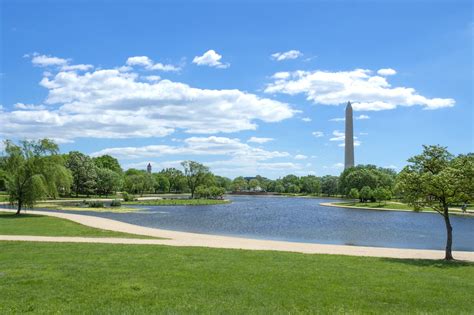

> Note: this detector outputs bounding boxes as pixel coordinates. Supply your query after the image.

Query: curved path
[2,209,474,261]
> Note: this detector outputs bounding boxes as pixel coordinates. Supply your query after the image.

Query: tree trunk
[16,200,22,215]
[443,205,454,260]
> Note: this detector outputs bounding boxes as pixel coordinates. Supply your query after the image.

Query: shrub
[122,192,134,202]
[110,199,121,207]
[348,188,359,201]
[87,201,104,208]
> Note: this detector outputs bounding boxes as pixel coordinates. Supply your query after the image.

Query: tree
[2,139,70,214]
[248,179,260,190]
[397,145,474,260]
[232,176,248,192]
[321,175,339,196]
[348,188,359,201]
[153,174,170,193]
[66,151,97,197]
[160,168,187,193]
[181,161,211,198]
[93,155,123,174]
[300,175,321,195]
[359,186,372,202]
[373,187,391,205]
[215,175,232,191]
[95,168,122,197]
[339,165,396,196]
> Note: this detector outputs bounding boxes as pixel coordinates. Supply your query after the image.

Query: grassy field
[0,212,153,239]
[0,242,472,313]
[124,199,230,206]
[333,201,471,214]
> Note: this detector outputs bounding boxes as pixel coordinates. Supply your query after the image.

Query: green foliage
[2,139,71,214]
[92,155,123,174]
[300,175,321,194]
[214,175,232,191]
[153,174,170,193]
[181,161,212,198]
[232,176,248,191]
[194,185,226,199]
[348,188,359,200]
[339,165,396,196]
[373,187,391,204]
[248,178,260,190]
[121,192,135,202]
[321,175,339,196]
[95,168,122,197]
[87,201,104,208]
[124,172,155,196]
[66,151,97,197]
[159,168,188,193]
[110,199,122,207]
[359,186,373,202]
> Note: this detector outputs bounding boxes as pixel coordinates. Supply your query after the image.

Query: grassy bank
[35,202,140,213]
[0,241,472,313]
[331,201,471,214]
[124,199,230,206]
[0,212,153,239]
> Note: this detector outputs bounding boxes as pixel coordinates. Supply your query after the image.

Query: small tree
[348,188,359,202]
[397,145,473,260]
[359,186,372,203]
[181,161,211,198]
[373,187,391,205]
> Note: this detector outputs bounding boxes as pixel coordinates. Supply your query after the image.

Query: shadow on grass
[0,212,41,219]
[381,257,474,268]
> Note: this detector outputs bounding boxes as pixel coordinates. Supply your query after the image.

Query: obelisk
[344,101,354,169]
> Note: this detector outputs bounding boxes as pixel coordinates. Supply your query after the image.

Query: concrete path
[2,209,473,262]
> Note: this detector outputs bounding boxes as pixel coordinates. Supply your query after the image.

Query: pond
[12,196,474,251]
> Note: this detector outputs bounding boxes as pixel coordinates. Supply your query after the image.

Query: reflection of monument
[344,101,355,169]
[147,163,152,174]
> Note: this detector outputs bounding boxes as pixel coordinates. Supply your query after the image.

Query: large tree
[95,168,122,197]
[66,151,97,197]
[181,161,212,198]
[397,145,473,260]
[2,139,71,214]
[93,155,123,174]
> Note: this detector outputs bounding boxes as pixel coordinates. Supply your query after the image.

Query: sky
[1,0,473,179]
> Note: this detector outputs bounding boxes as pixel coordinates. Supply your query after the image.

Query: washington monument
[344,101,354,169]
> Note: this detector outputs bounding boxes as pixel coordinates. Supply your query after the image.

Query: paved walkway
[2,209,473,261]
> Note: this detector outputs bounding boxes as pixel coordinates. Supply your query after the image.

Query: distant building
[147,163,152,173]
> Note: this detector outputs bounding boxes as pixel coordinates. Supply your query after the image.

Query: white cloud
[92,136,288,160]
[294,154,308,160]
[192,50,229,69]
[356,114,370,120]
[377,68,397,76]
[271,50,303,61]
[1,63,295,141]
[30,54,68,67]
[329,117,345,122]
[13,103,46,110]
[247,136,274,144]
[301,117,312,122]
[61,64,94,71]
[144,75,161,82]
[312,131,324,138]
[126,56,180,72]
[265,68,455,111]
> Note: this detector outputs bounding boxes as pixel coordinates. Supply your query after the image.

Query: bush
[87,201,104,208]
[348,188,359,200]
[195,186,226,199]
[110,199,121,207]
[122,192,135,202]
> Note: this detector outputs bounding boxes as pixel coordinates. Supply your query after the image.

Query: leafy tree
[95,168,122,197]
[93,155,123,174]
[66,151,98,197]
[281,174,300,192]
[321,175,339,196]
[300,175,321,194]
[215,175,232,191]
[397,145,474,260]
[359,186,372,202]
[274,182,285,193]
[339,165,396,196]
[2,139,70,214]
[232,176,248,192]
[181,161,212,198]
[160,168,187,192]
[373,187,391,205]
[287,184,300,194]
[348,188,359,201]
[195,185,225,199]
[153,174,170,193]
[248,179,260,190]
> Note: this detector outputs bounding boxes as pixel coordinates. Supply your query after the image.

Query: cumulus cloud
[126,56,180,72]
[1,61,295,141]
[27,53,93,72]
[312,131,324,138]
[265,68,455,111]
[13,103,46,110]
[377,68,397,76]
[247,136,274,144]
[271,50,302,61]
[192,50,229,69]
[144,75,161,82]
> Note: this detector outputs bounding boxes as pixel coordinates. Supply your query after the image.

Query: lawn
[0,212,153,239]
[124,198,230,206]
[0,242,472,313]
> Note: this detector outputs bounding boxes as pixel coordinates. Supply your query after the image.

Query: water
[11,195,474,250]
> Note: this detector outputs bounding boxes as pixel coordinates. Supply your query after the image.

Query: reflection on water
[14,195,474,251]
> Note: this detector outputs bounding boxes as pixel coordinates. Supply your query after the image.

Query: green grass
[36,202,140,213]
[0,212,154,239]
[334,201,470,214]
[124,198,230,206]
[0,242,472,313]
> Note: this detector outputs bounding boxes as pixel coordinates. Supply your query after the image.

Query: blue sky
[1,0,472,178]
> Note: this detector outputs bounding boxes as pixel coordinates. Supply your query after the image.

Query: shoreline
[321,202,474,217]
[1,209,473,262]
